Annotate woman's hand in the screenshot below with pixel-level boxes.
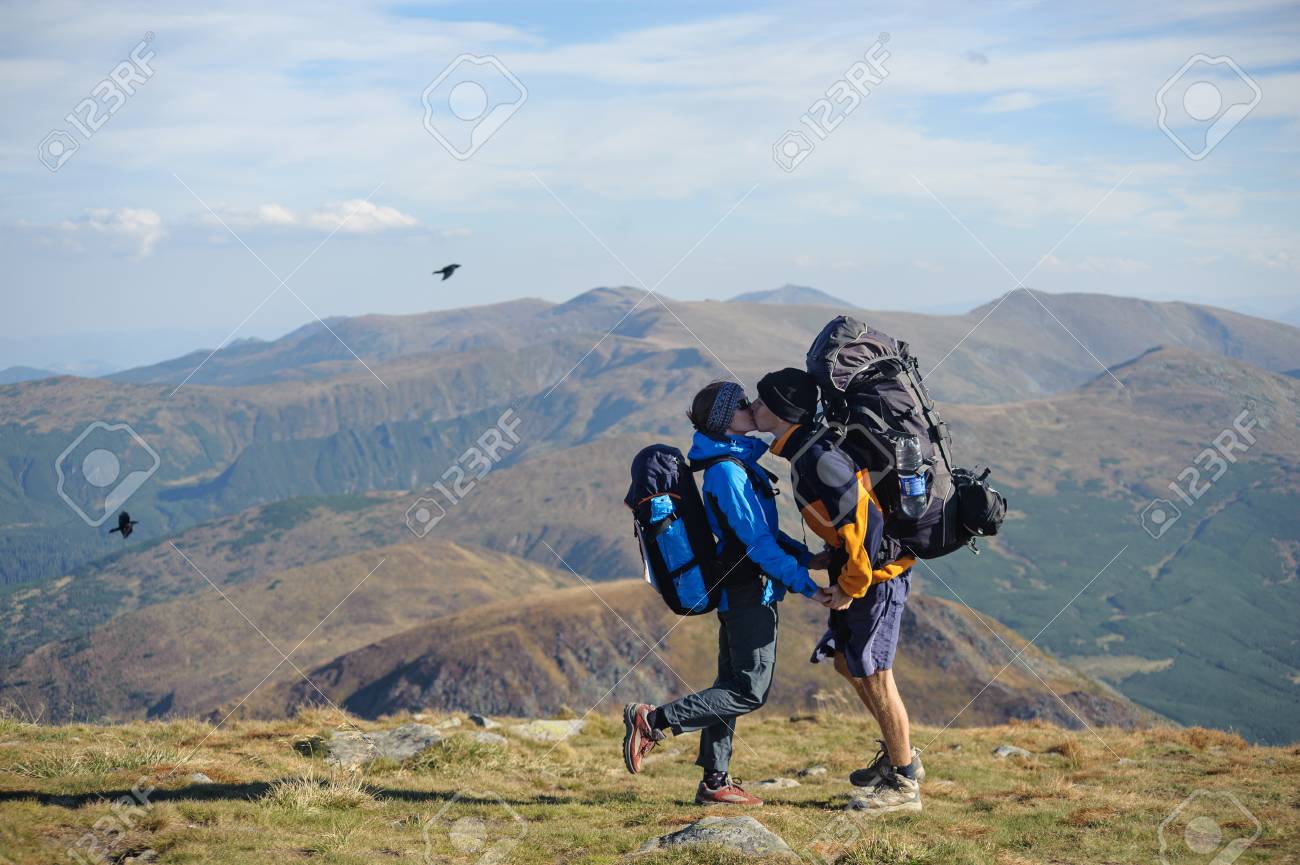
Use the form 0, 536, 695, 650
817, 585, 853, 611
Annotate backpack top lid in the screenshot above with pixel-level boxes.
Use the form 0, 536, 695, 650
806, 315, 903, 395
625, 444, 687, 509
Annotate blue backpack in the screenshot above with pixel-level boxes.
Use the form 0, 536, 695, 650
625, 444, 780, 615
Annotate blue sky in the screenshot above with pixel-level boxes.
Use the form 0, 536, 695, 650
2, 0, 1298, 371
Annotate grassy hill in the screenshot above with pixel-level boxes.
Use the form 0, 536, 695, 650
924, 347, 1300, 743
3, 347, 1297, 739
253, 580, 1153, 731
0, 493, 403, 663
0, 542, 576, 722
0, 709, 1293, 864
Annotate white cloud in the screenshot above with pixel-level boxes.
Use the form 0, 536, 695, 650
202, 201, 420, 235
2, 1, 1298, 327
305, 200, 420, 234
201, 203, 298, 230
51, 208, 164, 258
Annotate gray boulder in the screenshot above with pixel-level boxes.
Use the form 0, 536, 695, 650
469, 713, 501, 729
510, 719, 585, 743
469, 731, 509, 746
636, 816, 796, 858
321, 723, 444, 768
798, 766, 828, 778
992, 744, 1032, 759
755, 777, 800, 789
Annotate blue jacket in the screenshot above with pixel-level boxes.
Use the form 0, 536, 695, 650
687, 431, 818, 608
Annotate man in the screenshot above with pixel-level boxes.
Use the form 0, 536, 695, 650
623, 380, 826, 806
751, 367, 924, 815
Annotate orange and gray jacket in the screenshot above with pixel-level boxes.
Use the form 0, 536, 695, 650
770, 423, 914, 598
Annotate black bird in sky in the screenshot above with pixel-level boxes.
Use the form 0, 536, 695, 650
109, 511, 137, 539
432, 263, 461, 281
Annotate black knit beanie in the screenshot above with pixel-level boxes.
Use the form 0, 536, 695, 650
757, 367, 818, 424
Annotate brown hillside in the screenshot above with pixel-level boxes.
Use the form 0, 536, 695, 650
9, 346, 1294, 667
0, 542, 575, 722
951, 344, 1300, 496
259, 579, 1155, 730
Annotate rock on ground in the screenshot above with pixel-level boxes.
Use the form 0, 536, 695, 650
321, 723, 443, 768
755, 777, 800, 789
468, 731, 508, 746
636, 816, 796, 859
187, 772, 213, 784
992, 744, 1032, 759
798, 766, 828, 778
469, 713, 501, 729
510, 719, 585, 743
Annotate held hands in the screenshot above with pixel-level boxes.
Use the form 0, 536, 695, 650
816, 584, 853, 611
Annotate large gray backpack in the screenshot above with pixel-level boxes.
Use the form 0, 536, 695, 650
806, 316, 1006, 558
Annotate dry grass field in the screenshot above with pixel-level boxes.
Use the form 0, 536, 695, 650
1, 708, 1295, 864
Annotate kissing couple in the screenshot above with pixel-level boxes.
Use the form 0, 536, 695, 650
623, 370, 923, 815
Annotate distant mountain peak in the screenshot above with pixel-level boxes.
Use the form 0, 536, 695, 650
560, 286, 650, 308
0, 365, 60, 385
728, 284, 855, 307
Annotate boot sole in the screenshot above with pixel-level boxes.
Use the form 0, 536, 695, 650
622, 703, 640, 775
695, 795, 764, 806
849, 768, 927, 788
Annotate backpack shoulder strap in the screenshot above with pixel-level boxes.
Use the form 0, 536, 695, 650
690, 455, 779, 497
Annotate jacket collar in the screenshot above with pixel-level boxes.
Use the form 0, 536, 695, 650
688, 430, 769, 464
769, 423, 802, 458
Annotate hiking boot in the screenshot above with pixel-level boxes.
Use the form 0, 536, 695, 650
695, 775, 763, 806
622, 703, 664, 774
846, 771, 922, 815
848, 740, 925, 788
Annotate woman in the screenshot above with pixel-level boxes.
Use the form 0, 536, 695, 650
622, 380, 825, 805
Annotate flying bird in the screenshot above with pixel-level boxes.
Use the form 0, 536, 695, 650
432, 263, 461, 281
109, 511, 137, 539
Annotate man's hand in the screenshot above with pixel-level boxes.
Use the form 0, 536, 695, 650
807, 550, 831, 571
818, 584, 853, 611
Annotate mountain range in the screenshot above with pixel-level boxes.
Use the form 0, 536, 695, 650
727, 284, 854, 307
0, 286, 1296, 742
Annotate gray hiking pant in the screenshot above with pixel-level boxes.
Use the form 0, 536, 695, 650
658, 600, 779, 774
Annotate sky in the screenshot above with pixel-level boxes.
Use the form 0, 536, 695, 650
3, 0, 1299, 371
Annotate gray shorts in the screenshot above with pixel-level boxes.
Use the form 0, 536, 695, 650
815, 571, 910, 678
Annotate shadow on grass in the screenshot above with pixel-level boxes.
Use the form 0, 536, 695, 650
0, 781, 578, 809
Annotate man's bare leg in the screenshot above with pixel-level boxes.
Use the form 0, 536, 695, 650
833, 652, 881, 724
860, 668, 911, 767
